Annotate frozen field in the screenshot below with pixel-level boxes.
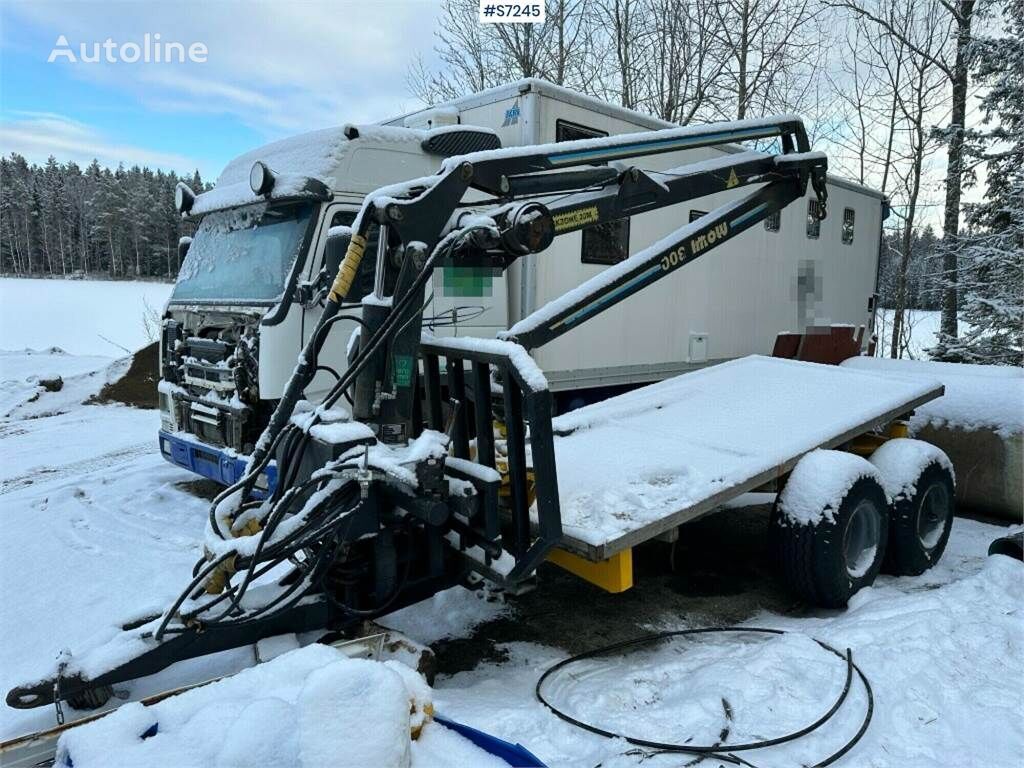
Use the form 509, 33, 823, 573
0, 278, 173, 356
0, 317, 1021, 766
872, 308, 971, 359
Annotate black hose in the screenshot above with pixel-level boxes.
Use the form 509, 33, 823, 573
169, 223, 490, 636
321, 523, 415, 617
535, 627, 873, 767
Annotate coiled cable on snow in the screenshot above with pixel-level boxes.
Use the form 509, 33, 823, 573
535, 627, 873, 768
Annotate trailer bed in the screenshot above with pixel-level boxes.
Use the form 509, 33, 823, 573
537, 355, 943, 560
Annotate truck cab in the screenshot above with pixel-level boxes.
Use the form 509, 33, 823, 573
157, 124, 503, 488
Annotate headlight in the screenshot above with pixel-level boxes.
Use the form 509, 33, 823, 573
174, 182, 195, 214
250, 161, 275, 196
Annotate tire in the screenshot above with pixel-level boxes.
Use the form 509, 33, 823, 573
989, 532, 1024, 560
882, 461, 955, 576
774, 475, 889, 608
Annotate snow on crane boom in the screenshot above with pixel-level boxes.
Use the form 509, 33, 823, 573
8, 115, 828, 712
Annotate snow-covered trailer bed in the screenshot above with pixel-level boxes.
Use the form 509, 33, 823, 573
539, 355, 944, 563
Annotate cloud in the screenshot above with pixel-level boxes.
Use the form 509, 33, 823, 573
7, 1, 440, 138
0, 111, 203, 173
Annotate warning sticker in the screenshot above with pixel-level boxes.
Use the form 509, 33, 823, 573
553, 206, 600, 232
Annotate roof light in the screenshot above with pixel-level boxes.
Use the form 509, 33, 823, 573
249, 161, 275, 196
174, 182, 195, 214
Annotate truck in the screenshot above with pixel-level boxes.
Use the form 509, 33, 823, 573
156, 79, 886, 490
10, 114, 956, 730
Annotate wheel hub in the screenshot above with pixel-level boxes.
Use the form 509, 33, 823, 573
844, 499, 881, 578
916, 482, 951, 551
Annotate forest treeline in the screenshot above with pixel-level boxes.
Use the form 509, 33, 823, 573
0, 154, 209, 280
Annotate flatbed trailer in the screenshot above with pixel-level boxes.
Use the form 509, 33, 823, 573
536, 355, 943, 590
416, 340, 944, 592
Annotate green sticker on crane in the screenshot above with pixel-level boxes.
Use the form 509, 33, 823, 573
392, 355, 414, 388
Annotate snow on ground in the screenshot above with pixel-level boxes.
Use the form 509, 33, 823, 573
0, 343, 506, 744
384, 586, 511, 646
0, 347, 254, 741
873, 308, 942, 359
0, 278, 172, 356
1, 326, 1021, 765
0, 348, 116, 418
434, 519, 1023, 768
56, 645, 508, 768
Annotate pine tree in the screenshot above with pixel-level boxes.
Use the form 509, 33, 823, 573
934, 0, 1023, 365
0, 153, 202, 280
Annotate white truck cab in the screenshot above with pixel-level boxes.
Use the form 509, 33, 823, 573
158, 123, 505, 487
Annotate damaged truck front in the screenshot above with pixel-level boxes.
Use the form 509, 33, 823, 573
158, 200, 319, 491
157, 124, 501, 490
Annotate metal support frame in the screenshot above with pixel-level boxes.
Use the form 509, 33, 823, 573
419, 337, 562, 582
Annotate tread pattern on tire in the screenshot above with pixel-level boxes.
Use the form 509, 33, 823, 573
773, 476, 889, 608
883, 461, 955, 577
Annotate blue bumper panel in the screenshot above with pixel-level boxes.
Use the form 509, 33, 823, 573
158, 431, 277, 494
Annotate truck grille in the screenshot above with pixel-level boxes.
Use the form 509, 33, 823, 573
184, 363, 234, 392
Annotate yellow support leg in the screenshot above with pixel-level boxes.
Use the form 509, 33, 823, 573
547, 547, 634, 593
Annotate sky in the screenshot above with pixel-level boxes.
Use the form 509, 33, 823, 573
0, 0, 443, 180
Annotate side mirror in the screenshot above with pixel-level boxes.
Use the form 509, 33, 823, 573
177, 236, 192, 264
322, 226, 352, 293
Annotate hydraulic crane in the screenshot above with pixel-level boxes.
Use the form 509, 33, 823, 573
8, 115, 828, 712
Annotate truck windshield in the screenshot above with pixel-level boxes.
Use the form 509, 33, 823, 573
171, 202, 314, 303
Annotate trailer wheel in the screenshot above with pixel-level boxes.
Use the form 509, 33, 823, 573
773, 450, 889, 608
869, 440, 955, 576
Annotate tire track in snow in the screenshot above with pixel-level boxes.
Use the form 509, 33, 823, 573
0, 441, 154, 496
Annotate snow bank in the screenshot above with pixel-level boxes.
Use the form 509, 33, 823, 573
842, 356, 1024, 437
55, 646, 507, 768
298, 657, 412, 768
0, 347, 114, 417
778, 449, 884, 526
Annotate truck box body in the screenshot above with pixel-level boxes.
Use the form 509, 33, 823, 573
386, 79, 884, 391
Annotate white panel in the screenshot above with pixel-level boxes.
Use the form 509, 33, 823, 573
524, 92, 882, 385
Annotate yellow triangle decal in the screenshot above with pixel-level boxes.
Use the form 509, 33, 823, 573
726, 168, 739, 189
